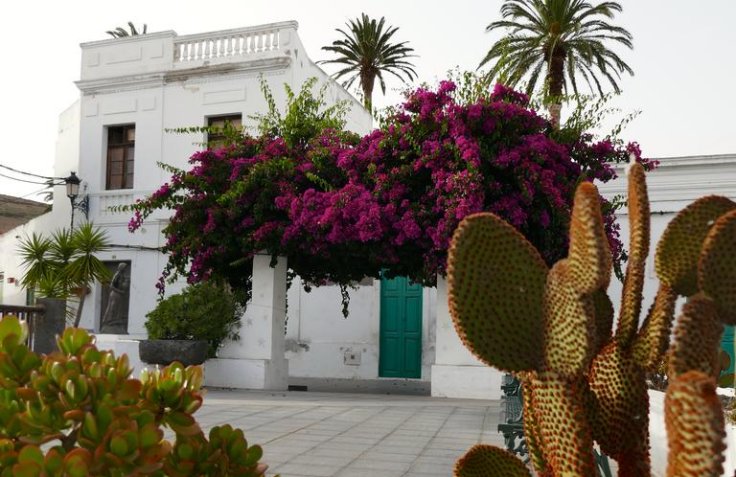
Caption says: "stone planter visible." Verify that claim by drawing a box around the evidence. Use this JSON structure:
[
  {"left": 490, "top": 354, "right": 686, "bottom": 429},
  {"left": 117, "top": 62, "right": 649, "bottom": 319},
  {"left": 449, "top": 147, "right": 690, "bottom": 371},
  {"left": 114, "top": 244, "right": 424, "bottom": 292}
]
[{"left": 139, "top": 339, "right": 208, "bottom": 366}]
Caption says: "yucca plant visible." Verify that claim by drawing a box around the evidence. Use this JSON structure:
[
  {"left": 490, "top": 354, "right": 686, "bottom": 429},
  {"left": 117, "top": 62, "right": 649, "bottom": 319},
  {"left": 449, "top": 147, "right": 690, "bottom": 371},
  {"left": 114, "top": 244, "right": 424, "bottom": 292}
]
[{"left": 18, "top": 223, "right": 112, "bottom": 327}]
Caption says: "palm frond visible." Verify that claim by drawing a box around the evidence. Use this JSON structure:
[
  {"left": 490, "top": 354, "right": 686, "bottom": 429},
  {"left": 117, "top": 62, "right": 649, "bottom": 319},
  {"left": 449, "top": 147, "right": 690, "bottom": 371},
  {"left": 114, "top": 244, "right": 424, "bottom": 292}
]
[
  {"left": 106, "top": 22, "right": 148, "bottom": 39},
  {"left": 481, "top": 0, "right": 633, "bottom": 106},
  {"left": 320, "top": 13, "right": 417, "bottom": 109}
]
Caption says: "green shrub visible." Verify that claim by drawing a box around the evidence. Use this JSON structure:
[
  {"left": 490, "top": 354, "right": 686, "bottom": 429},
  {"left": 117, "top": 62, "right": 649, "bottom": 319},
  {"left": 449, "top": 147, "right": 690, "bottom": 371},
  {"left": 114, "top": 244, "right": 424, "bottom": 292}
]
[
  {"left": 145, "top": 282, "right": 243, "bottom": 358},
  {"left": 0, "top": 316, "right": 268, "bottom": 476}
]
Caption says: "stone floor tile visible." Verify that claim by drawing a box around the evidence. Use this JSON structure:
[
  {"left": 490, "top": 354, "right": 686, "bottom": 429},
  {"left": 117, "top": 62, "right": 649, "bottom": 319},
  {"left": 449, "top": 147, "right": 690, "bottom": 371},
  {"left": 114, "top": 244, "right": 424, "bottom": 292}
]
[
  {"left": 270, "top": 463, "right": 342, "bottom": 476},
  {"left": 348, "top": 458, "right": 413, "bottom": 472},
  {"left": 196, "top": 388, "right": 502, "bottom": 477}
]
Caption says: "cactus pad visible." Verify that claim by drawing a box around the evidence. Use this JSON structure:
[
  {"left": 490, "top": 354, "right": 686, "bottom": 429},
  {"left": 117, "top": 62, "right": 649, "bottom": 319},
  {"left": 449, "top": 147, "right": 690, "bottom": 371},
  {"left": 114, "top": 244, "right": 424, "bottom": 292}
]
[
  {"left": 446, "top": 169, "right": 732, "bottom": 476},
  {"left": 655, "top": 196, "right": 736, "bottom": 296},
  {"left": 521, "top": 375, "right": 548, "bottom": 475},
  {"left": 699, "top": 208, "right": 736, "bottom": 324},
  {"left": 587, "top": 342, "right": 650, "bottom": 474},
  {"left": 632, "top": 284, "right": 678, "bottom": 371},
  {"left": 454, "top": 445, "right": 532, "bottom": 477},
  {"left": 543, "top": 260, "right": 596, "bottom": 376},
  {"left": 567, "top": 182, "right": 612, "bottom": 294},
  {"left": 668, "top": 295, "right": 723, "bottom": 379},
  {"left": 617, "top": 163, "right": 650, "bottom": 345},
  {"left": 448, "top": 212, "right": 547, "bottom": 372},
  {"left": 531, "top": 371, "right": 597, "bottom": 476},
  {"left": 665, "top": 371, "right": 726, "bottom": 477},
  {"left": 592, "top": 290, "right": 614, "bottom": 353}
]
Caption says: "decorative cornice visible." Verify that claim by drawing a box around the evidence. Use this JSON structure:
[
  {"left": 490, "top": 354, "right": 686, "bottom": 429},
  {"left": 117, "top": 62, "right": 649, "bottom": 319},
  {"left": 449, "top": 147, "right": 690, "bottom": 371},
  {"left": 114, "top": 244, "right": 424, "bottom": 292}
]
[
  {"left": 80, "top": 30, "right": 177, "bottom": 48},
  {"left": 654, "top": 153, "right": 736, "bottom": 166},
  {"left": 76, "top": 56, "right": 291, "bottom": 95},
  {"left": 607, "top": 154, "right": 736, "bottom": 174},
  {"left": 165, "top": 56, "right": 291, "bottom": 83},
  {"left": 76, "top": 73, "right": 167, "bottom": 95},
  {"left": 598, "top": 154, "right": 736, "bottom": 213}
]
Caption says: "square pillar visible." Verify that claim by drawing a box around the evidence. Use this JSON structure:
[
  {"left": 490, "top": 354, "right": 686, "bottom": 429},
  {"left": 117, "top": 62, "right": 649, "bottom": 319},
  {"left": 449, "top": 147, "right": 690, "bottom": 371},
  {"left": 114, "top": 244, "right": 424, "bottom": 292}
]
[
  {"left": 431, "top": 277, "right": 503, "bottom": 399},
  {"left": 205, "top": 254, "right": 288, "bottom": 390}
]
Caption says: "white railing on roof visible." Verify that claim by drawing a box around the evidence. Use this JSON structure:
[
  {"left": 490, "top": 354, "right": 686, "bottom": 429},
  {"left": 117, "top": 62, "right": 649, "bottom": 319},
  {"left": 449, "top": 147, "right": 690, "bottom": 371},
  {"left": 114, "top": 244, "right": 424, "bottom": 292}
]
[{"left": 174, "top": 25, "right": 284, "bottom": 63}]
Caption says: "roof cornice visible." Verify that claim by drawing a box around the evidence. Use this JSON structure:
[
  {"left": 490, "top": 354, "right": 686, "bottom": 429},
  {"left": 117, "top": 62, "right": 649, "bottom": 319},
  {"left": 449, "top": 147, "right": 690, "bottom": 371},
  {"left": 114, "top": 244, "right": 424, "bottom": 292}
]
[{"left": 75, "top": 56, "right": 291, "bottom": 95}]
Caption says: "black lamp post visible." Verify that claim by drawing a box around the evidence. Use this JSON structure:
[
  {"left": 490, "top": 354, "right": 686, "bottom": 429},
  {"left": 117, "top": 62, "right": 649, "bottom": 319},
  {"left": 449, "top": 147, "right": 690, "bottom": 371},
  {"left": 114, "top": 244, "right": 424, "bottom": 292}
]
[{"left": 65, "top": 172, "right": 88, "bottom": 229}]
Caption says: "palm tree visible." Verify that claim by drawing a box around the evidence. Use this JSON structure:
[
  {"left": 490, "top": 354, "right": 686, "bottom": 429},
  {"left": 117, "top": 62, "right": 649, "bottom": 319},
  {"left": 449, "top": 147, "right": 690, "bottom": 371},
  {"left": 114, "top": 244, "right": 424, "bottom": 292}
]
[
  {"left": 106, "top": 22, "right": 147, "bottom": 39},
  {"left": 480, "top": 0, "right": 633, "bottom": 127},
  {"left": 19, "top": 224, "right": 111, "bottom": 327},
  {"left": 321, "top": 13, "right": 417, "bottom": 111}
]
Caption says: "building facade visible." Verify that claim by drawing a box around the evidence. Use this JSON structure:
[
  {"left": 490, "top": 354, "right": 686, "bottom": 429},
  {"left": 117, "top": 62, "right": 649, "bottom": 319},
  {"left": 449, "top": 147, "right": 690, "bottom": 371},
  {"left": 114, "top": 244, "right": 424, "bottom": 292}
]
[{"left": 0, "top": 21, "right": 733, "bottom": 399}]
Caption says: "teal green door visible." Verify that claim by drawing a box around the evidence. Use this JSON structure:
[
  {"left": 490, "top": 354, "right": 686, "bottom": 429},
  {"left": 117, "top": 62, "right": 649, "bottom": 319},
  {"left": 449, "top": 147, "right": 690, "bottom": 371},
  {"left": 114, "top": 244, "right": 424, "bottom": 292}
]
[
  {"left": 721, "top": 325, "right": 734, "bottom": 376},
  {"left": 379, "top": 276, "right": 422, "bottom": 378}
]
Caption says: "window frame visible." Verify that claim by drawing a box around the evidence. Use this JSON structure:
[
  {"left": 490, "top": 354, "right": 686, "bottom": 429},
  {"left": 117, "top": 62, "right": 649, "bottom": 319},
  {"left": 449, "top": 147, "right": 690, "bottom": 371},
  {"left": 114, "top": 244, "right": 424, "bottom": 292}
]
[
  {"left": 206, "top": 114, "right": 242, "bottom": 148},
  {"left": 105, "top": 124, "right": 136, "bottom": 190}
]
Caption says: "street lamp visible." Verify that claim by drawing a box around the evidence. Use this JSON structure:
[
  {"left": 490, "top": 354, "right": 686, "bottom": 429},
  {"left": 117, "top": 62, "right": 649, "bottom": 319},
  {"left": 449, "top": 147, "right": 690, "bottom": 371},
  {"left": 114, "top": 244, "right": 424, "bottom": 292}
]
[{"left": 65, "top": 172, "right": 88, "bottom": 229}]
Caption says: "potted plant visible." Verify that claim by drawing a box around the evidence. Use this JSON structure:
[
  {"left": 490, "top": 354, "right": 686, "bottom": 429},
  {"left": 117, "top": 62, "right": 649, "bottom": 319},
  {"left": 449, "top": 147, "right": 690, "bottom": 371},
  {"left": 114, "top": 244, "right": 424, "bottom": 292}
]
[{"left": 139, "top": 281, "right": 242, "bottom": 366}]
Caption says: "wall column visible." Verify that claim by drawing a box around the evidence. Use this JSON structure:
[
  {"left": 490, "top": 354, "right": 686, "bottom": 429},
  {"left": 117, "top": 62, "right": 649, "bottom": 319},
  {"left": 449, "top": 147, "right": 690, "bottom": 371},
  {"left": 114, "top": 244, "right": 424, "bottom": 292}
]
[
  {"left": 205, "top": 254, "right": 288, "bottom": 390},
  {"left": 431, "top": 277, "right": 503, "bottom": 399}
]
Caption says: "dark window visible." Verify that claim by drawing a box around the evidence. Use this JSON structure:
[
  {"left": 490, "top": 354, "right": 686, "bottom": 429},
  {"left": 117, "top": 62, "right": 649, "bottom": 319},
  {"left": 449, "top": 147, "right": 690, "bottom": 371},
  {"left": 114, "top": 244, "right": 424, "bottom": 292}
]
[
  {"left": 106, "top": 125, "right": 135, "bottom": 190},
  {"left": 207, "top": 114, "right": 242, "bottom": 148}
]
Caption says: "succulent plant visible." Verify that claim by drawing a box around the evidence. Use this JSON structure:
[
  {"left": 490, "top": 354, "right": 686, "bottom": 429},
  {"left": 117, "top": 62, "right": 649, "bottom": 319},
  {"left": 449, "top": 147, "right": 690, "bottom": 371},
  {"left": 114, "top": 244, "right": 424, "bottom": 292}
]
[
  {"left": 0, "top": 316, "right": 269, "bottom": 476},
  {"left": 448, "top": 163, "right": 735, "bottom": 477}
]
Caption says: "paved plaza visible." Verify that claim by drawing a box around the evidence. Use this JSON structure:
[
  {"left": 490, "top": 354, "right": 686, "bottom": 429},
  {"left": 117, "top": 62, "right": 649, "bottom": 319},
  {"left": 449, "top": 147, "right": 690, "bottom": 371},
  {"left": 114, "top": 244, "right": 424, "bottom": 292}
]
[{"left": 196, "top": 389, "right": 504, "bottom": 477}]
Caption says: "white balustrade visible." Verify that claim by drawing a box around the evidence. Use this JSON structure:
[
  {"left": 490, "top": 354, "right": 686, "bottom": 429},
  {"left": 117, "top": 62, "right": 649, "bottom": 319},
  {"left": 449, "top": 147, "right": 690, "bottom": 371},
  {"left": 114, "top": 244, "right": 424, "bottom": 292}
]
[
  {"left": 174, "top": 26, "right": 282, "bottom": 64},
  {"left": 89, "top": 191, "right": 153, "bottom": 223}
]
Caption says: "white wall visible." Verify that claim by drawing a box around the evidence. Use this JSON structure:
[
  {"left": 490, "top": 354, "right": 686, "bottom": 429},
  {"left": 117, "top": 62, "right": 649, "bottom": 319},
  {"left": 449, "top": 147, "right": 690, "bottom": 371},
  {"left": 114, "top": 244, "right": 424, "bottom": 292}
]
[
  {"left": 285, "top": 276, "right": 436, "bottom": 381},
  {"left": 598, "top": 155, "right": 736, "bottom": 314},
  {"left": 67, "top": 22, "right": 371, "bottom": 336}
]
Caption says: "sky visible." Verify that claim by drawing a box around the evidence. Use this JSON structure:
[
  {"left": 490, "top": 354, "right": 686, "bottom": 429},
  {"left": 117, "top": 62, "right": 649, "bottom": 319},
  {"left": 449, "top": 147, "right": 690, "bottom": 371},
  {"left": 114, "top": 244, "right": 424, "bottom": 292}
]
[{"left": 1, "top": 0, "right": 735, "bottom": 199}]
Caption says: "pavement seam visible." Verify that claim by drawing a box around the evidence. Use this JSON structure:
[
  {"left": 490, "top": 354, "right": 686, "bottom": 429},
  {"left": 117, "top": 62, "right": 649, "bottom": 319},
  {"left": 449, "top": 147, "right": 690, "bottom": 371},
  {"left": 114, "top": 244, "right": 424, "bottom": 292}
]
[
  {"left": 330, "top": 405, "right": 425, "bottom": 475},
  {"left": 268, "top": 405, "right": 389, "bottom": 474},
  {"left": 400, "top": 405, "right": 458, "bottom": 476}
]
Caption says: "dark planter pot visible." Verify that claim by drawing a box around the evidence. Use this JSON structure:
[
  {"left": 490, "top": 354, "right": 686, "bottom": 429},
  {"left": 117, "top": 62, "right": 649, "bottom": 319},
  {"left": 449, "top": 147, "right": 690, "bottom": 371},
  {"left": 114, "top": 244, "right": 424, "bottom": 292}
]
[{"left": 139, "top": 339, "right": 209, "bottom": 366}]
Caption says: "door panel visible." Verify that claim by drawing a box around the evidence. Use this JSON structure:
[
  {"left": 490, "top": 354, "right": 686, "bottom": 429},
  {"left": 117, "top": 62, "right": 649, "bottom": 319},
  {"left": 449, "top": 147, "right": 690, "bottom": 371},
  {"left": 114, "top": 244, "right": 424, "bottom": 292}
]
[{"left": 379, "top": 276, "right": 422, "bottom": 378}]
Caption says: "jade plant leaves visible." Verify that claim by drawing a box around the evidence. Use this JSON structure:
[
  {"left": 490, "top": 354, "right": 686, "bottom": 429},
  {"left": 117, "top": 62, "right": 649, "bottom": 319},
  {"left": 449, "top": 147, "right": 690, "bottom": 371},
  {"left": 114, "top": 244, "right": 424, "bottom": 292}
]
[{"left": 0, "top": 315, "right": 268, "bottom": 476}]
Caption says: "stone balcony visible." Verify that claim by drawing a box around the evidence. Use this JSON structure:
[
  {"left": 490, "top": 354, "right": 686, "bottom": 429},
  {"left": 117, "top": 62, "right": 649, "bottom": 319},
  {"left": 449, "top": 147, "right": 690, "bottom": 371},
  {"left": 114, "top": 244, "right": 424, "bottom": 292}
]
[{"left": 77, "top": 21, "right": 299, "bottom": 91}]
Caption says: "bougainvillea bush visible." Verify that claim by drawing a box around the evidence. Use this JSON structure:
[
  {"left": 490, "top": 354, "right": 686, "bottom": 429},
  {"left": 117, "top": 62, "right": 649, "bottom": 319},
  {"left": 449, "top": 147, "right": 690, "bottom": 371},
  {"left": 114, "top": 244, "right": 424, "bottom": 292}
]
[{"left": 127, "top": 79, "right": 655, "bottom": 312}]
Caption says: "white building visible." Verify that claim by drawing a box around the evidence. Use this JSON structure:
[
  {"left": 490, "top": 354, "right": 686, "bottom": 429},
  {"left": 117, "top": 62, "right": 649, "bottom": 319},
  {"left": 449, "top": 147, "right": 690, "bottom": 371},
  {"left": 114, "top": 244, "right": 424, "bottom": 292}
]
[{"left": 0, "top": 21, "right": 734, "bottom": 400}]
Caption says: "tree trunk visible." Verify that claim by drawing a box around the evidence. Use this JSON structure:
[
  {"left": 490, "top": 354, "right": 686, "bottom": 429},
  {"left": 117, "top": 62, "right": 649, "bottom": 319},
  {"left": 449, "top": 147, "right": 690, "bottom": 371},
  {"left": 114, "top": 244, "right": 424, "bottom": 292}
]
[
  {"left": 361, "top": 73, "right": 375, "bottom": 112},
  {"left": 546, "top": 48, "right": 566, "bottom": 129},
  {"left": 72, "top": 289, "right": 87, "bottom": 328},
  {"left": 548, "top": 103, "right": 562, "bottom": 129}
]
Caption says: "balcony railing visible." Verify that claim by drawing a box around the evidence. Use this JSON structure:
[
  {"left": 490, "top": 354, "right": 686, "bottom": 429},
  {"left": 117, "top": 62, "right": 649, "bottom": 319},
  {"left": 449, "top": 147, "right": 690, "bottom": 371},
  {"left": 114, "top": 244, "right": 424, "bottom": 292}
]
[
  {"left": 79, "top": 21, "right": 299, "bottom": 85},
  {"left": 88, "top": 190, "right": 154, "bottom": 224},
  {"left": 174, "top": 25, "right": 285, "bottom": 64}
]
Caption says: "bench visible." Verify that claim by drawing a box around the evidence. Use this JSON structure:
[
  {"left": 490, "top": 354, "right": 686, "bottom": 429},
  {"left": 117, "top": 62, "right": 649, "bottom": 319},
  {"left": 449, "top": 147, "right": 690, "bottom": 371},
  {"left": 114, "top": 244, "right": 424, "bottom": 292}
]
[{"left": 497, "top": 374, "right": 613, "bottom": 477}]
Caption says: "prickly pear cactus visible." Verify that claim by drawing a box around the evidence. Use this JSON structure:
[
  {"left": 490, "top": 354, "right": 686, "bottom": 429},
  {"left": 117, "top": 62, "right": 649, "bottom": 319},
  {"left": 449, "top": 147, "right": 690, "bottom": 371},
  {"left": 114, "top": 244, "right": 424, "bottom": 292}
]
[
  {"left": 448, "top": 163, "right": 735, "bottom": 477},
  {"left": 0, "top": 316, "right": 269, "bottom": 477}
]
